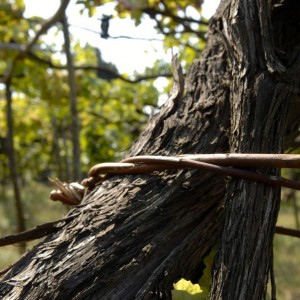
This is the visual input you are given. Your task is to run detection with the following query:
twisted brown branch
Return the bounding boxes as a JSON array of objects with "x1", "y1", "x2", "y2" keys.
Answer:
[
  {"x1": 1, "y1": 154, "x2": 300, "y2": 250},
  {"x1": 85, "y1": 154, "x2": 300, "y2": 191}
]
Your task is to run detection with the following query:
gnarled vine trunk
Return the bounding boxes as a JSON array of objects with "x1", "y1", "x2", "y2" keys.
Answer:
[
  {"x1": 1, "y1": 0, "x2": 300, "y2": 299},
  {"x1": 209, "y1": 0, "x2": 298, "y2": 298}
]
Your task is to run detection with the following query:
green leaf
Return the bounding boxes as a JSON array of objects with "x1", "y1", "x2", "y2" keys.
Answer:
[{"x1": 172, "y1": 279, "x2": 206, "y2": 300}]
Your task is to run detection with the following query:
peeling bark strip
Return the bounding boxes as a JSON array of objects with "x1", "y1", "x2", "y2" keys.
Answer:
[{"x1": 1, "y1": 1, "x2": 300, "y2": 299}]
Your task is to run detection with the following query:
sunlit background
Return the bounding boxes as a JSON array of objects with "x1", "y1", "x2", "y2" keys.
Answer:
[{"x1": 24, "y1": 0, "x2": 220, "y2": 74}]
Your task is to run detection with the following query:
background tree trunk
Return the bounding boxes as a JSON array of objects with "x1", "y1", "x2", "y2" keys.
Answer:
[
  {"x1": 5, "y1": 81, "x2": 26, "y2": 254},
  {"x1": 62, "y1": 13, "x2": 81, "y2": 181},
  {"x1": 1, "y1": 0, "x2": 300, "y2": 299}
]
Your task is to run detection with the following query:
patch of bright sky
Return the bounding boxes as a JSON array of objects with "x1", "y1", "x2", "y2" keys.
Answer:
[{"x1": 24, "y1": 0, "x2": 220, "y2": 76}]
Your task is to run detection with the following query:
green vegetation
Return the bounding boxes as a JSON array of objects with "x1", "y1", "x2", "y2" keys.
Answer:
[
  {"x1": 0, "y1": 182, "x2": 64, "y2": 269},
  {"x1": 172, "y1": 278, "x2": 205, "y2": 300}
]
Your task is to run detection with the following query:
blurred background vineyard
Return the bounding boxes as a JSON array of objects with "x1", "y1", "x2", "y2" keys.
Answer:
[{"x1": 0, "y1": 1, "x2": 299, "y2": 299}]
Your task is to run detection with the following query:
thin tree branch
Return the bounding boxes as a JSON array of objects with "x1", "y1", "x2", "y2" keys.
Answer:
[
  {"x1": 0, "y1": 209, "x2": 298, "y2": 251},
  {"x1": 5, "y1": 80, "x2": 26, "y2": 254},
  {"x1": 48, "y1": 154, "x2": 300, "y2": 198},
  {"x1": 275, "y1": 226, "x2": 300, "y2": 238},
  {"x1": 151, "y1": 15, "x2": 207, "y2": 41},
  {"x1": 84, "y1": 155, "x2": 300, "y2": 191},
  {"x1": 0, "y1": 213, "x2": 80, "y2": 247},
  {"x1": 119, "y1": 153, "x2": 300, "y2": 168},
  {"x1": 24, "y1": 51, "x2": 174, "y2": 83},
  {"x1": 24, "y1": 0, "x2": 70, "y2": 51},
  {"x1": 0, "y1": 42, "x2": 60, "y2": 53},
  {"x1": 0, "y1": 0, "x2": 71, "y2": 84},
  {"x1": 61, "y1": 13, "x2": 81, "y2": 180},
  {"x1": 143, "y1": 7, "x2": 208, "y2": 26},
  {"x1": 143, "y1": 4, "x2": 208, "y2": 41}
]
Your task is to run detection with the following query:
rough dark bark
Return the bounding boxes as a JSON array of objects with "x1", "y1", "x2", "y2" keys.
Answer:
[
  {"x1": 210, "y1": 0, "x2": 300, "y2": 299},
  {"x1": 0, "y1": 0, "x2": 300, "y2": 299},
  {"x1": 0, "y1": 30, "x2": 230, "y2": 300}
]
